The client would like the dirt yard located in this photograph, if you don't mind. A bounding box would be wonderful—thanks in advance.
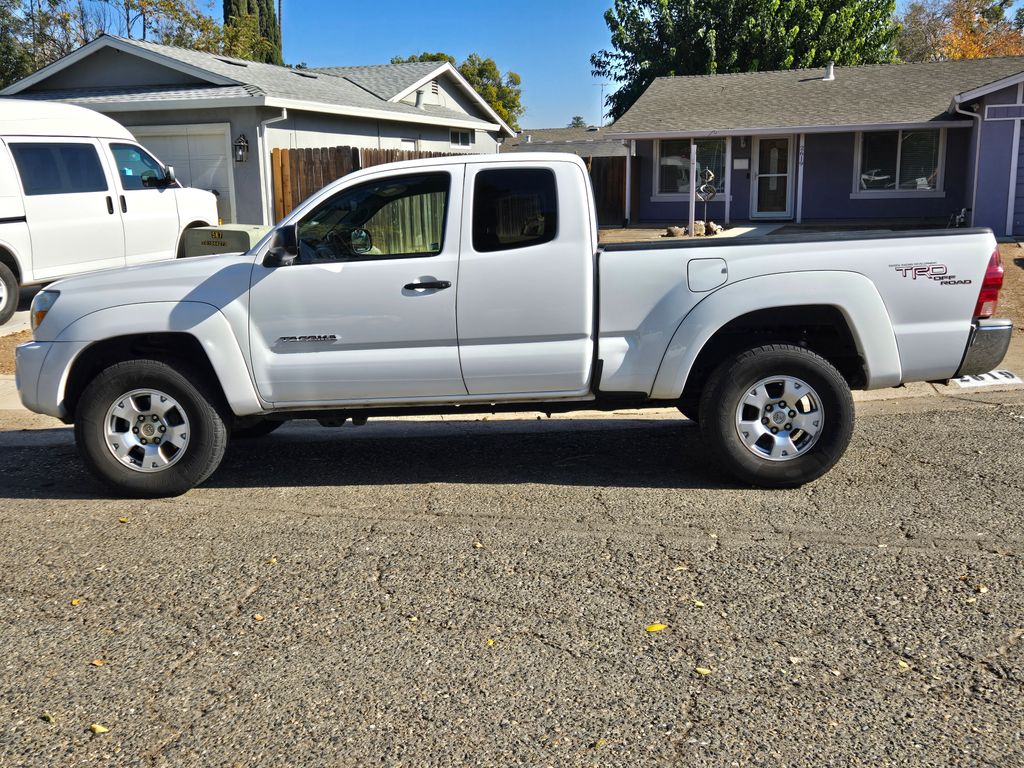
[0,330,30,376]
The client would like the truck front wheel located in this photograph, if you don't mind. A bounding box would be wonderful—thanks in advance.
[699,344,854,487]
[74,359,228,497]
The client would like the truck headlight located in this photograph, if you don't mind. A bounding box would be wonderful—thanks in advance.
[30,290,59,332]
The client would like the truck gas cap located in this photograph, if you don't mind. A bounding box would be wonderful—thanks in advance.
[687,258,728,292]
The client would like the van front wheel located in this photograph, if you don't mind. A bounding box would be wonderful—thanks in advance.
[0,262,18,325]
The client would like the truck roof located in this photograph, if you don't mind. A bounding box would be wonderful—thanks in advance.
[0,99,135,140]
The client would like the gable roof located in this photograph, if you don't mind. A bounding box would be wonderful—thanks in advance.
[607,56,1024,138]
[1,35,515,136]
[500,127,626,157]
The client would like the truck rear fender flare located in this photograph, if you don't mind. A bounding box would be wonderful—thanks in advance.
[56,301,264,416]
[650,271,902,400]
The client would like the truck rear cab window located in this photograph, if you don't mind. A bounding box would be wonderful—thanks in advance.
[110,143,167,190]
[9,143,108,196]
[473,168,558,252]
[297,172,450,262]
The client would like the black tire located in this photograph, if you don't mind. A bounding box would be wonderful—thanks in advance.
[698,344,854,488]
[231,417,284,440]
[0,262,18,326]
[74,359,228,497]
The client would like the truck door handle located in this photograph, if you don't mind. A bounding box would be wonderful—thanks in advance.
[404,280,451,290]
[120,195,127,213]
[106,196,114,214]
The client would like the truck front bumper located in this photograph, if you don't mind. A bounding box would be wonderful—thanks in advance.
[15,340,90,420]
[955,318,1013,377]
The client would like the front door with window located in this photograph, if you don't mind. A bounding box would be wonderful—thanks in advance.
[248,169,466,404]
[751,136,795,219]
[105,142,181,265]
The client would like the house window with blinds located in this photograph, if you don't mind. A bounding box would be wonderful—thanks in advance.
[655,139,726,196]
[855,129,944,195]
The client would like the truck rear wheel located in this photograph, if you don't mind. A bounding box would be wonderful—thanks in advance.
[74,359,227,497]
[698,344,854,487]
[0,262,17,326]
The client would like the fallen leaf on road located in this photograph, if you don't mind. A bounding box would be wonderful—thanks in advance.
[473,541,483,549]
[253,613,265,622]
[88,723,109,734]
[90,659,105,667]
[70,599,80,606]
[673,564,689,572]
[408,616,418,623]
[593,737,607,748]
[966,597,977,604]
[645,623,668,633]
[40,712,55,724]
[693,600,705,608]
[486,638,495,647]
[976,584,989,594]
[695,666,712,676]
[897,660,911,671]
[789,656,803,664]
[117,518,128,524]
[266,557,277,565]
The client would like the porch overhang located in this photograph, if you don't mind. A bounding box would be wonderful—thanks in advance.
[605,120,970,141]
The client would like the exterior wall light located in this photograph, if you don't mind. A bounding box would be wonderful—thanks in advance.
[233,134,249,163]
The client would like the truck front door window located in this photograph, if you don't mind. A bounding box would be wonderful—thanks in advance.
[297,172,450,262]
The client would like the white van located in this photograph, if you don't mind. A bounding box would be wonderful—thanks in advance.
[0,100,218,323]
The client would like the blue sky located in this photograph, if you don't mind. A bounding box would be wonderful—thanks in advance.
[271,0,615,129]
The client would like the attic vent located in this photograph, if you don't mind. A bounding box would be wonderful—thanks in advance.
[291,70,318,79]
[431,81,439,95]
[216,56,249,67]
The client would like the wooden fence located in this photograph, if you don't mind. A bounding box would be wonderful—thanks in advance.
[272,145,627,226]
[271,146,454,221]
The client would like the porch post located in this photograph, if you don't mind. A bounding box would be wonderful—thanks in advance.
[623,140,632,226]
[796,133,805,224]
[689,141,697,233]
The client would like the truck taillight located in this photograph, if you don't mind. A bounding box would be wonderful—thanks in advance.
[973,249,1004,319]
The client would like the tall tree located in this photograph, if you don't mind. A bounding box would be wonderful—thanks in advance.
[0,0,30,87]
[896,1,947,61]
[222,0,280,63]
[392,52,525,130]
[592,0,900,120]
[940,0,1024,58]
[568,115,587,127]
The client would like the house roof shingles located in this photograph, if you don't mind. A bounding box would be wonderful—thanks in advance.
[609,56,1024,135]
[313,62,442,100]
[7,36,501,132]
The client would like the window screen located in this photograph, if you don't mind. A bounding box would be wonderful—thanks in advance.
[473,168,558,252]
[9,143,107,196]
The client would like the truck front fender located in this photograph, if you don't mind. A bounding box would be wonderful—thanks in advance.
[56,301,264,416]
[650,271,902,400]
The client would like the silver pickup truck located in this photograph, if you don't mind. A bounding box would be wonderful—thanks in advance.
[16,153,1012,496]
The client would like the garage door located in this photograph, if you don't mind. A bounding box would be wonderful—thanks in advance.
[128,124,235,223]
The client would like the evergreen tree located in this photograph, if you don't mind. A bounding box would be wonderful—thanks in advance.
[592,0,900,120]
[222,0,280,64]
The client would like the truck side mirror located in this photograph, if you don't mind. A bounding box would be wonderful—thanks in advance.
[164,165,176,183]
[264,224,298,267]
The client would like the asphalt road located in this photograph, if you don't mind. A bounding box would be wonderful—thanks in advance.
[0,392,1022,767]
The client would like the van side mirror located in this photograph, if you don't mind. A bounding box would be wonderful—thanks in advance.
[165,165,176,183]
[264,224,298,267]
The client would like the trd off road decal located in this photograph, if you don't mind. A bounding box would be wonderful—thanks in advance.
[890,262,972,286]
[276,335,339,343]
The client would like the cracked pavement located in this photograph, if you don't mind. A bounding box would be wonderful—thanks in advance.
[0,390,1022,766]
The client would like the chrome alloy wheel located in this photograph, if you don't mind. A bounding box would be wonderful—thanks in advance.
[734,375,823,462]
[103,389,191,473]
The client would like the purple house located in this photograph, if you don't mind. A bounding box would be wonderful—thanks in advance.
[606,57,1024,236]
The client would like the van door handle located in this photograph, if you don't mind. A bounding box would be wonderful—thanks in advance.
[106,196,114,215]
[119,195,127,213]
[404,280,451,290]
